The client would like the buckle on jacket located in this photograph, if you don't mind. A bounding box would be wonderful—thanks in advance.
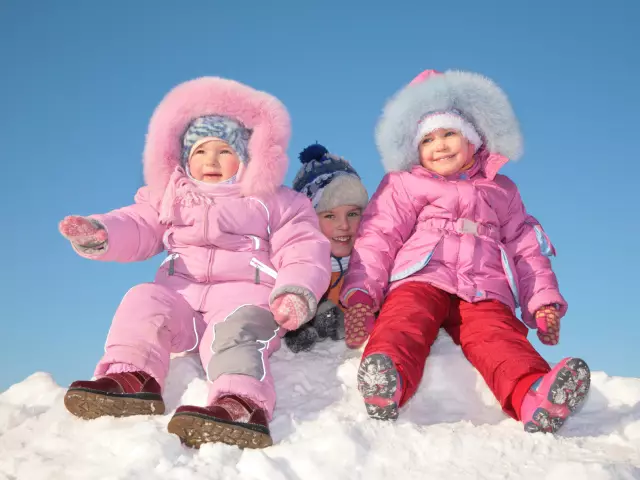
[458,218,479,235]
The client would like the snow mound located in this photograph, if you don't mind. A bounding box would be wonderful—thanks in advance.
[1,334,639,479]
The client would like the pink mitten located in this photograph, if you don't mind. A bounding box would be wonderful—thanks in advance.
[271,293,310,331]
[344,291,376,349]
[535,305,561,346]
[59,215,108,248]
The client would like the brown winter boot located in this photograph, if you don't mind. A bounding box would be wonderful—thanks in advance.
[167,394,272,449]
[64,371,165,420]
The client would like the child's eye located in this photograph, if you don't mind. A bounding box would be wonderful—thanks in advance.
[324,214,335,220]
[444,131,457,137]
[220,149,232,155]
[347,211,361,218]
[421,137,433,144]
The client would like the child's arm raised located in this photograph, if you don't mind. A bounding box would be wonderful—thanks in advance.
[341,173,418,310]
[268,190,332,330]
[59,186,167,263]
[500,178,567,330]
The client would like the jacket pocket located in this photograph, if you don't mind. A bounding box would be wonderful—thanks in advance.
[389,235,444,283]
[498,245,520,308]
[159,253,180,276]
[250,257,278,285]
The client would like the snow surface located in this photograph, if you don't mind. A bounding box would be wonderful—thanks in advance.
[1,333,639,480]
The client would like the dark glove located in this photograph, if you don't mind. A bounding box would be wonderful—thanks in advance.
[284,301,344,353]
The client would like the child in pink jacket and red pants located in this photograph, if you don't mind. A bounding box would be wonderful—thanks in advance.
[59,77,331,449]
[342,69,590,434]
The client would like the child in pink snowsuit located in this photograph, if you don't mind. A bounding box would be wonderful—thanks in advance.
[342,69,591,434]
[59,77,331,449]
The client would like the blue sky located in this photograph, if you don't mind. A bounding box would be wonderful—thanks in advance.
[1,0,638,392]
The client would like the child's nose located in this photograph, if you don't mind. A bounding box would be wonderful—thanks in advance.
[435,138,448,150]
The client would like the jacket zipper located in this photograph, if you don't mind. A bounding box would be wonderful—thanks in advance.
[203,204,213,284]
[160,253,180,276]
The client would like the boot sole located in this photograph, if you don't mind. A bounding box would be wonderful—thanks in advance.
[357,353,399,421]
[167,412,273,449]
[64,388,165,420]
[524,358,591,434]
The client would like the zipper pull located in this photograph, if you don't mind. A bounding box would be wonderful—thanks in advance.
[169,256,175,276]
[254,267,260,284]
[249,257,278,279]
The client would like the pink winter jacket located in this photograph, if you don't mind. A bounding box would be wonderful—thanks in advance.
[76,77,331,315]
[341,153,566,328]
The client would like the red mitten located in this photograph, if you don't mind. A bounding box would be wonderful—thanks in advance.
[271,293,310,331]
[343,291,376,349]
[59,216,108,248]
[535,305,561,346]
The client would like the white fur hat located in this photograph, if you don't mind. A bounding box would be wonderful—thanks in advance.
[376,69,523,172]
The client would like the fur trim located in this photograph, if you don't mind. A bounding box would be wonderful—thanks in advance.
[143,77,291,199]
[315,174,368,213]
[376,70,523,172]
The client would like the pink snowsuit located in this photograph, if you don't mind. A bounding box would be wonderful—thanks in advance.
[72,77,331,418]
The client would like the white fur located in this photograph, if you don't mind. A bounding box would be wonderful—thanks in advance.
[376,70,523,172]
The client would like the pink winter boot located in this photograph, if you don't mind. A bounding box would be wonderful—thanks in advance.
[521,357,590,434]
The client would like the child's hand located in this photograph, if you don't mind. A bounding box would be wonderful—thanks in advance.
[344,291,376,349]
[535,305,561,346]
[271,293,310,331]
[59,215,108,248]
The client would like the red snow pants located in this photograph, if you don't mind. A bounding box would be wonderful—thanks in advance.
[363,282,551,419]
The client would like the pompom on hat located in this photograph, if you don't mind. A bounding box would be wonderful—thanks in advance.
[292,143,368,212]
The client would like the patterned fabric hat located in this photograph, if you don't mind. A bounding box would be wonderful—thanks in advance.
[181,115,252,165]
[292,143,368,212]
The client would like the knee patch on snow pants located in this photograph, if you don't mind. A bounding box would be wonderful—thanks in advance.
[207,306,280,382]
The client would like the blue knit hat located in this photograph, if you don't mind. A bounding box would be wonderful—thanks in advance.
[292,143,368,212]
[181,115,252,165]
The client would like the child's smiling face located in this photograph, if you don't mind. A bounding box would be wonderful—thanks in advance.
[318,205,363,258]
[418,128,475,177]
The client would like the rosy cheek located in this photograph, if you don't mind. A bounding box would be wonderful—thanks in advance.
[319,221,333,239]
[225,159,240,176]
[419,149,433,165]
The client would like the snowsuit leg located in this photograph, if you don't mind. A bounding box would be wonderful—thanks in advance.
[199,305,281,419]
[95,282,205,390]
[363,282,450,406]
[444,297,551,419]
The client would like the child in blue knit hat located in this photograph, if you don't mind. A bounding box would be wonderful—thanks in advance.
[285,144,369,352]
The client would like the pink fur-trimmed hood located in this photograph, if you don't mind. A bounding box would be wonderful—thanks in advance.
[143,77,291,200]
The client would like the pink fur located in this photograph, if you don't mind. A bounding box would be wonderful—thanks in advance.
[143,77,291,201]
